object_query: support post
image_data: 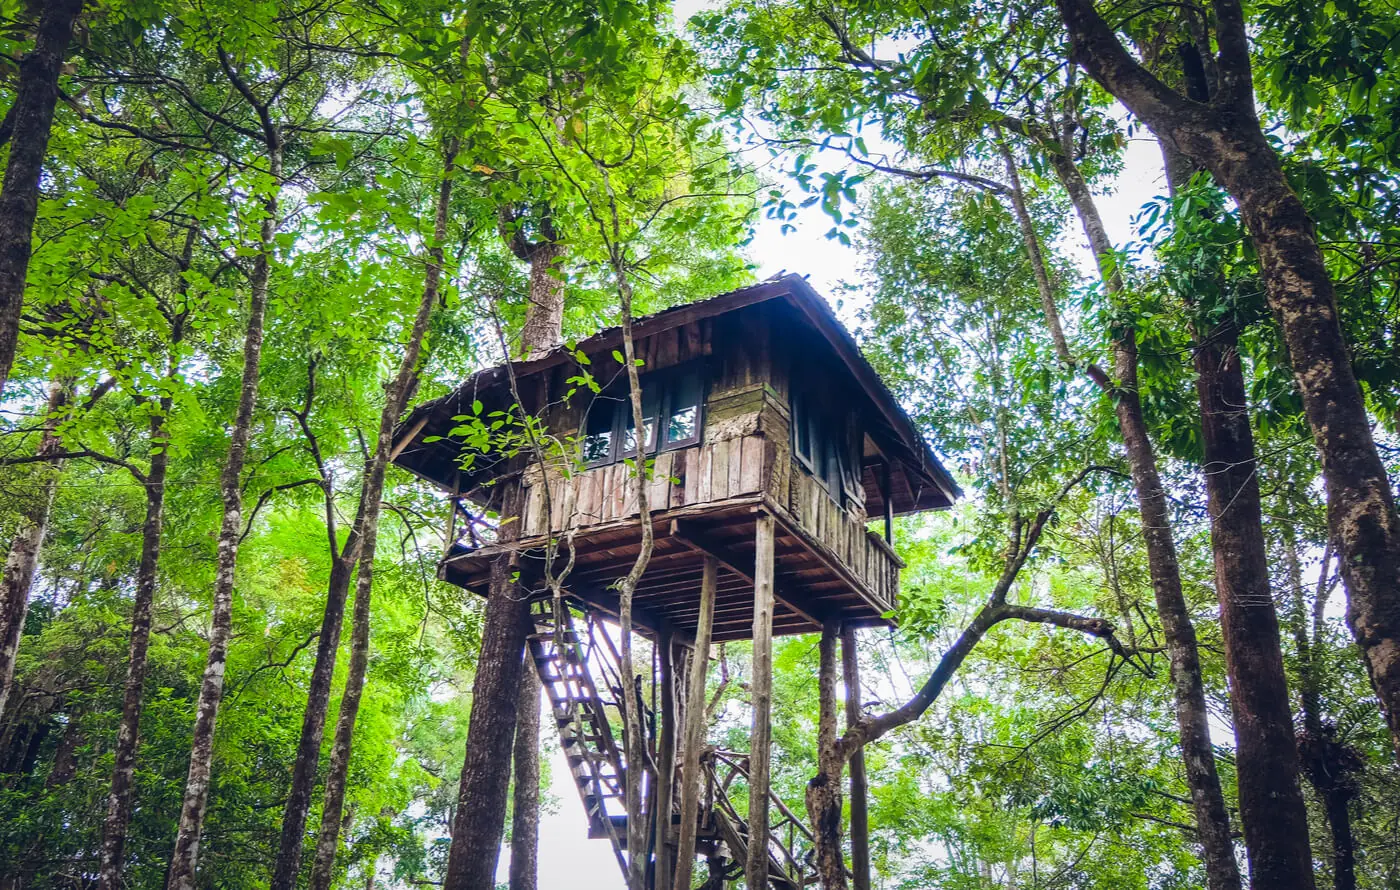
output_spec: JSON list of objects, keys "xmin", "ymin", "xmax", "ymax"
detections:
[
  {"xmin": 881, "ymin": 462, "xmax": 894, "ymax": 545},
  {"xmin": 745, "ymin": 513, "xmax": 776, "ymax": 890},
  {"xmin": 674, "ymin": 557, "xmax": 717, "ymax": 890},
  {"xmin": 842, "ymin": 625, "xmax": 871, "ymax": 890},
  {"xmin": 654, "ymin": 627, "xmax": 678, "ymax": 890},
  {"xmin": 807, "ymin": 620, "xmax": 847, "ymax": 889}
]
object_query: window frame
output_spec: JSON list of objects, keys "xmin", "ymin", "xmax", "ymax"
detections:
[
  {"xmin": 580, "ymin": 362, "xmax": 706, "ymax": 468},
  {"xmin": 790, "ymin": 382, "xmax": 864, "ymax": 509}
]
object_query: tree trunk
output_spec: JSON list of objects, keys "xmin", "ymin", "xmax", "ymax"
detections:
[
  {"xmin": 508, "ymin": 663, "xmax": 541, "ymax": 890},
  {"xmin": 745, "ymin": 513, "xmax": 776, "ymax": 890},
  {"xmin": 0, "ymin": 0, "xmax": 84, "ymax": 398},
  {"xmin": 167, "ymin": 133, "xmax": 282, "ymax": 890},
  {"xmin": 301, "ymin": 138, "xmax": 458, "ymax": 890},
  {"xmin": 442, "ymin": 199, "xmax": 566, "ymax": 890},
  {"xmin": 0, "ymin": 381, "xmax": 67, "ymax": 723},
  {"xmin": 1056, "ymin": 0, "xmax": 1400, "ymax": 762},
  {"xmin": 841, "ymin": 626, "xmax": 871, "ymax": 890},
  {"xmin": 98, "ymin": 402, "xmax": 173, "ymax": 890},
  {"xmin": 674, "ymin": 557, "xmax": 717, "ymax": 890},
  {"xmin": 521, "ymin": 241, "xmax": 565, "ymax": 360},
  {"xmin": 442, "ymin": 555, "xmax": 532, "ymax": 890},
  {"xmin": 1007, "ymin": 144, "xmax": 1242, "ymax": 890},
  {"xmin": 805, "ymin": 620, "xmax": 847, "ymax": 890},
  {"xmin": 1193, "ymin": 320, "xmax": 1315, "ymax": 888}
]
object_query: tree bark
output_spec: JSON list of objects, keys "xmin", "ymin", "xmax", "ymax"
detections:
[
  {"xmin": 805, "ymin": 620, "xmax": 847, "ymax": 890},
  {"xmin": 167, "ymin": 117, "xmax": 282, "ymax": 890},
  {"xmin": 841, "ymin": 626, "xmax": 871, "ymax": 890},
  {"xmin": 442, "ymin": 556, "xmax": 532, "ymax": 890},
  {"xmin": 521, "ymin": 241, "xmax": 566, "ymax": 360},
  {"xmin": 0, "ymin": 381, "xmax": 67, "ymax": 723},
  {"xmin": 0, "ymin": 0, "xmax": 84, "ymax": 398},
  {"xmin": 673, "ymin": 557, "xmax": 717, "ymax": 890},
  {"xmin": 98, "ymin": 399, "xmax": 173, "ymax": 890},
  {"xmin": 745, "ymin": 512, "xmax": 776, "ymax": 890},
  {"xmin": 1193, "ymin": 318, "xmax": 1315, "ymax": 889},
  {"xmin": 1005, "ymin": 142, "xmax": 1242, "ymax": 890},
  {"xmin": 301, "ymin": 138, "xmax": 459, "ymax": 890},
  {"xmin": 1056, "ymin": 0, "xmax": 1400, "ymax": 762},
  {"xmin": 508, "ymin": 662, "xmax": 541, "ymax": 890}
]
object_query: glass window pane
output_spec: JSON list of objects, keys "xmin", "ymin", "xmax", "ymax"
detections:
[
  {"xmin": 583, "ymin": 399, "xmax": 617, "ymax": 463},
  {"xmin": 666, "ymin": 372, "xmax": 701, "ymax": 444}
]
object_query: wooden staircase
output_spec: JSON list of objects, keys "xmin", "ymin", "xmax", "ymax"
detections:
[{"xmin": 527, "ymin": 598, "xmax": 821, "ymax": 889}]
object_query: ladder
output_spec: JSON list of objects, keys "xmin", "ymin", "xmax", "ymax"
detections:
[{"xmin": 527, "ymin": 598, "xmax": 820, "ymax": 889}]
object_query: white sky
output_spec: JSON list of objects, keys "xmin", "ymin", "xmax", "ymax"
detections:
[{"xmin": 488, "ymin": 7, "xmax": 1176, "ymax": 888}]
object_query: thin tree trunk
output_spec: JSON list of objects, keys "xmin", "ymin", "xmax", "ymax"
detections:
[
  {"xmin": 302, "ymin": 138, "xmax": 459, "ymax": 890},
  {"xmin": 805, "ymin": 620, "xmax": 847, "ymax": 890},
  {"xmin": 653, "ymin": 631, "xmax": 677, "ymax": 890},
  {"xmin": 0, "ymin": 381, "xmax": 67, "ymax": 723},
  {"xmin": 673, "ymin": 557, "xmax": 717, "ymax": 890},
  {"xmin": 0, "ymin": 0, "xmax": 84, "ymax": 398},
  {"xmin": 1057, "ymin": 0, "xmax": 1400, "ymax": 762},
  {"xmin": 98, "ymin": 399, "xmax": 173, "ymax": 890},
  {"xmin": 745, "ymin": 512, "xmax": 776, "ymax": 890},
  {"xmin": 508, "ymin": 663, "xmax": 541, "ymax": 890},
  {"xmin": 841, "ymin": 626, "xmax": 871, "ymax": 890},
  {"xmin": 1000, "ymin": 142, "xmax": 1241, "ymax": 890},
  {"xmin": 167, "ymin": 128, "xmax": 282, "ymax": 890},
  {"xmin": 1285, "ymin": 536, "xmax": 1359, "ymax": 890}
]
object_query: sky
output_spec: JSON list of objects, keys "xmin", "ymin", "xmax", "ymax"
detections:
[{"xmin": 488, "ymin": 6, "xmax": 1180, "ymax": 888}]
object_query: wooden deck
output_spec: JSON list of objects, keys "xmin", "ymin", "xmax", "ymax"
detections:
[{"xmin": 440, "ymin": 493, "xmax": 900, "ymax": 642}]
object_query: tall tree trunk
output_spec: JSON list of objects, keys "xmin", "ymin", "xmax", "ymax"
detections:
[
  {"xmin": 442, "ymin": 555, "xmax": 532, "ymax": 890},
  {"xmin": 805, "ymin": 620, "xmax": 847, "ymax": 890},
  {"xmin": 1003, "ymin": 145, "xmax": 1243, "ymax": 890},
  {"xmin": 167, "ymin": 130, "xmax": 282, "ymax": 890},
  {"xmin": 1192, "ymin": 321, "xmax": 1315, "ymax": 888},
  {"xmin": 0, "ymin": 381, "xmax": 67, "ymax": 723},
  {"xmin": 0, "ymin": 0, "xmax": 84, "ymax": 398},
  {"xmin": 98, "ymin": 399, "xmax": 173, "ymax": 890},
  {"xmin": 1057, "ymin": 0, "xmax": 1400, "ymax": 761},
  {"xmin": 1110, "ymin": 134, "xmax": 1311, "ymax": 885},
  {"xmin": 302, "ymin": 138, "xmax": 459, "ymax": 890},
  {"xmin": 443, "ymin": 215, "xmax": 565, "ymax": 890},
  {"xmin": 508, "ymin": 665, "xmax": 541, "ymax": 890}
]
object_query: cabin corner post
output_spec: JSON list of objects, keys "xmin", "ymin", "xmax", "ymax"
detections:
[
  {"xmin": 842, "ymin": 625, "xmax": 871, "ymax": 890},
  {"xmin": 674, "ymin": 556, "xmax": 717, "ymax": 890},
  {"xmin": 654, "ymin": 626, "xmax": 678, "ymax": 890},
  {"xmin": 745, "ymin": 512, "xmax": 776, "ymax": 890}
]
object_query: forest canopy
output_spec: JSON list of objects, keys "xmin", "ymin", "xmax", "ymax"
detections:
[{"xmin": 0, "ymin": 0, "xmax": 1397, "ymax": 888}]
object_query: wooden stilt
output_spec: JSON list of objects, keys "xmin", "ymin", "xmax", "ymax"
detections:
[
  {"xmin": 745, "ymin": 513, "xmax": 776, "ymax": 890},
  {"xmin": 807, "ymin": 620, "xmax": 847, "ymax": 889},
  {"xmin": 842, "ymin": 624, "xmax": 871, "ymax": 890},
  {"xmin": 655, "ymin": 628, "xmax": 677, "ymax": 890},
  {"xmin": 674, "ymin": 556, "xmax": 717, "ymax": 890}
]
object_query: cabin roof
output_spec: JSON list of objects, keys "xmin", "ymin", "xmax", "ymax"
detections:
[{"xmin": 390, "ymin": 273, "xmax": 962, "ymax": 513}]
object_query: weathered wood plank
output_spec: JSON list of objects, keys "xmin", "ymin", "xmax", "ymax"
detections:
[
  {"xmin": 727, "ymin": 437, "xmax": 743, "ymax": 495},
  {"xmin": 697, "ymin": 445, "xmax": 713, "ymax": 503}
]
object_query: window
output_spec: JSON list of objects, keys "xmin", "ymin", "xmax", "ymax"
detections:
[
  {"xmin": 581, "ymin": 366, "xmax": 704, "ymax": 466},
  {"xmin": 791, "ymin": 384, "xmax": 863, "ymax": 508}
]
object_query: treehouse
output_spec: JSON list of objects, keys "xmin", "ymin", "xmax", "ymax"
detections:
[
  {"xmin": 389, "ymin": 273, "xmax": 958, "ymax": 888},
  {"xmin": 391, "ymin": 273, "xmax": 959, "ymax": 641}
]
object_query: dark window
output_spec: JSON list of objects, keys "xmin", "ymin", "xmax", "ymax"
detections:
[
  {"xmin": 791, "ymin": 385, "xmax": 863, "ymax": 508},
  {"xmin": 581, "ymin": 366, "xmax": 704, "ymax": 466}
]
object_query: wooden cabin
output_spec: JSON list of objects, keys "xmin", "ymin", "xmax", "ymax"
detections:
[{"xmin": 390, "ymin": 273, "xmax": 959, "ymax": 642}]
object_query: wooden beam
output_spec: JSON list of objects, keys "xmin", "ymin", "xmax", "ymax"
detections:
[
  {"xmin": 672, "ymin": 557, "xmax": 716, "ymax": 890},
  {"xmin": 669, "ymin": 519, "xmax": 824, "ymax": 628},
  {"xmin": 745, "ymin": 512, "xmax": 776, "ymax": 890}
]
